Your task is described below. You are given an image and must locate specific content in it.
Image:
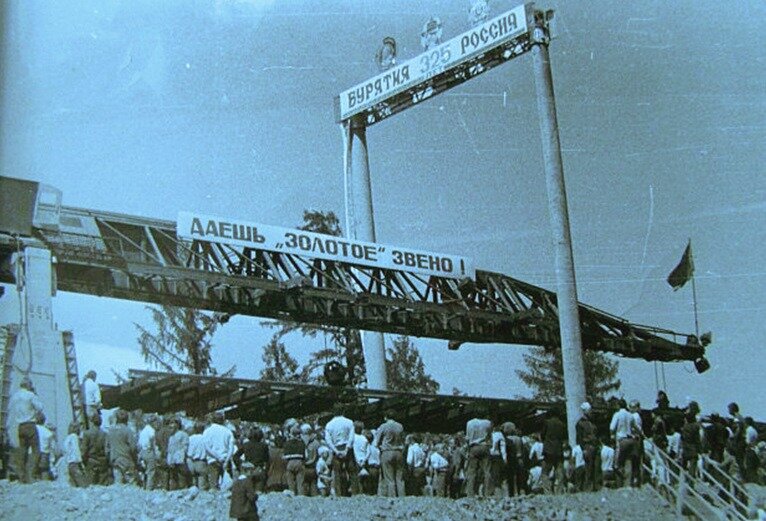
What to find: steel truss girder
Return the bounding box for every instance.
[0,205,704,362]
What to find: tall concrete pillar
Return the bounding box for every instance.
[532,25,586,447]
[9,247,73,439]
[343,117,388,390]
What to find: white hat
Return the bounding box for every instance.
[580,402,592,413]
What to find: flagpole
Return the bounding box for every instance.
[691,269,700,337]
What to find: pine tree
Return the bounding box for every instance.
[385,335,440,394]
[259,332,302,381]
[135,304,231,376]
[261,209,367,386]
[516,347,621,402]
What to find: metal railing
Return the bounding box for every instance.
[643,443,755,520]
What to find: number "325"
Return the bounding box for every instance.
[419,45,451,74]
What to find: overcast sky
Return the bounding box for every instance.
[1,0,764,416]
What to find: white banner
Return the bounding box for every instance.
[177,212,475,279]
[337,3,530,121]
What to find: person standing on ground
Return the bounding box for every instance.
[406,433,427,496]
[428,442,450,497]
[81,413,109,485]
[283,425,306,495]
[35,415,56,481]
[610,398,640,487]
[502,422,525,497]
[488,422,507,497]
[680,411,703,478]
[301,424,320,496]
[138,415,160,489]
[373,411,405,497]
[229,463,260,521]
[324,404,357,496]
[365,430,381,495]
[6,376,44,483]
[541,408,567,494]
[203,412,236,490]
[464,416,493,497]
[166,418,190,490]
[106,409,138,485]
[64,422,88,487]
[186,422,209,490]
[352,421,370,494]
[82,370,101,428]
[576,402,599,492]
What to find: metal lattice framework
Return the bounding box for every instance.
[103,369,559,433]
[0,202,705,362]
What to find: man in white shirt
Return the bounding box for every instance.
[428,443,450,497]
[488,424,507,497]
[82,370,101,427]
[6,376,45,483]
[35,415,55,481]
[610,398,640,486]
[324,404,357,496]
[365,431,381,495]
[352,421,370,494]
[202,412,236,490]
[138,415,159,489]
[600,441,616,488]
[465,417,492,497]
[186,422,208,490]
[406,434,427,496]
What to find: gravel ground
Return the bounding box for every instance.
[0,480,685,521]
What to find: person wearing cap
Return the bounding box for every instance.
[107,409,138,485]
[82,370,101,428]
[187,421,209,490]
[576,402,599,491]
[282,425,306,495]
[6,376,44,483]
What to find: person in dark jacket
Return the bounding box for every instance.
[541,408,566,494]
[229,464,259,521]
[575,402,600,492]
[81,414,109,485]
[234,427,270,492]
[283,425,306,495]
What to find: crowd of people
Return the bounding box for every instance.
[3,374,765,513]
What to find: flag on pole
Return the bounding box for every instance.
[667,241,694,290]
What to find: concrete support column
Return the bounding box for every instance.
[343,117,388,390]
[532,30,586,447]
[10,247,73,439]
